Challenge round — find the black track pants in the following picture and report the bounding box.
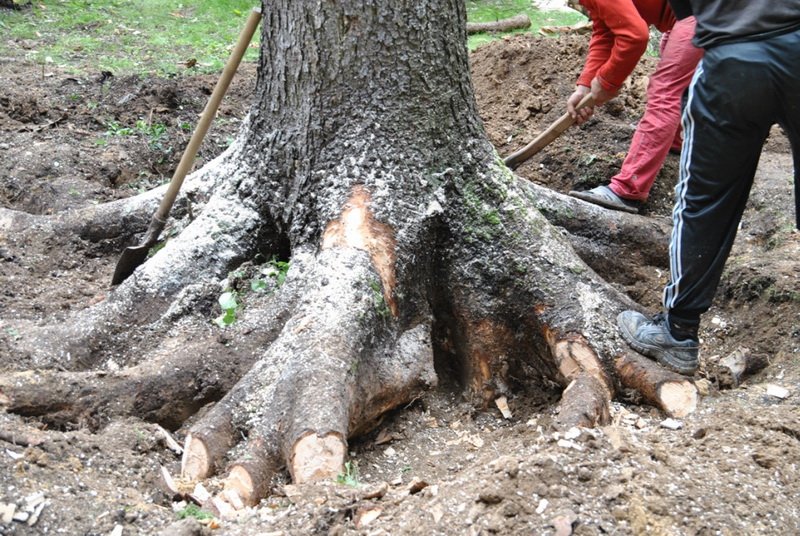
[663,26,800,326]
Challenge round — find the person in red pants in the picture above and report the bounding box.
[566,0,703,214]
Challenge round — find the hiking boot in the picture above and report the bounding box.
[568,185,639,214]
[617,311,699,375]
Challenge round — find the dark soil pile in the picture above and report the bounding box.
[470,33,677,216]
[1,32,798,536]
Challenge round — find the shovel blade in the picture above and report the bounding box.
[111,244,151,285]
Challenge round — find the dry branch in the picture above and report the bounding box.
[466,14,531,35]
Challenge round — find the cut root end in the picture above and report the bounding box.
[181,433,212,480]
[224,466,255,507]
[290,433,346,484]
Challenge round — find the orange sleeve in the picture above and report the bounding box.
[576,0,650,91]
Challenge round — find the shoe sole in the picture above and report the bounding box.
[569,190,639,214]
[617,314,698,376]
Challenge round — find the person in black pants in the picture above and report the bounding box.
[617,0,800,375]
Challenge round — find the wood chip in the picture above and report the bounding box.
[27,501,46,527]
[0,502,16,524]
[355,507,382,528]
[156,425,183,455]
[222,489,245,511]
[190,483,212,504]
[160,466,180,496]
[557,439,583,451]
[495,396,512,419]
[694,378,711,396]
[211,496,238,519]
[429,503,445,523]
[766,384,790,399]
[660,418,683,430]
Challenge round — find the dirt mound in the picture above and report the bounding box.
[0,62,256,215]
[470,34,679,216]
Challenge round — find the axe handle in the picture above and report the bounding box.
[503,93,595,170]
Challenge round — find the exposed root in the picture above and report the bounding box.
[545,332,613,429]
[182,247,436,501]
[0,138,243,246]
[615,351,698,418]
[0,334,252,429]
[555,373,612,429]
[523,181,671,272]
[5,189,266,370]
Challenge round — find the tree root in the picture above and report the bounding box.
[0,140,243,247]
[182,248,436,506]
[3,186,271,371]
[523,182,671,275]
[615,351,698,418]
[0,334,253,430]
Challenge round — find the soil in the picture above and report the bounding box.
[1,31,799,536]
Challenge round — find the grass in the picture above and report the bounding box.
[467,0,586,50]
[0,0,260,75]
[0,1,586,75]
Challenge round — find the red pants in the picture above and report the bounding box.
[609,17,703,201]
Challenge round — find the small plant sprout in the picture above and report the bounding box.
[250,278,268,292]
[251,260,287,293]
[336,461,360,487]
[105,120,133,137]
[255,258,290,290]
[176,503,214,521]
[214,290,240,328]
[5,327,21,340]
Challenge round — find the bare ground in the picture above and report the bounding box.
[1,32,799,535]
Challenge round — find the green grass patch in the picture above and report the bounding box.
[0,2,587,74]
[0,0,260,75]
[175,503,214,521]
[467,0,586,50]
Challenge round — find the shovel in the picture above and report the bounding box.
[111,8,262,285]
[503,93,594,170]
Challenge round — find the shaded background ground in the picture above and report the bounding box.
[1,22,799,536]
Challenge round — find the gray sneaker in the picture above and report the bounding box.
[617,311,699,375]
[569,185,639,214]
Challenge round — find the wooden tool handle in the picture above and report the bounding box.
[503,93,595,170]
[154,8,262,221]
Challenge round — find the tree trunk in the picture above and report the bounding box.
[0,0,697,510]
